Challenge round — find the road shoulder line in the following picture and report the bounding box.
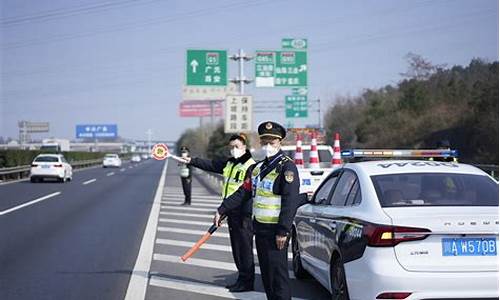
[124,160,168,300]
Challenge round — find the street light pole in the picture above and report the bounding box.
[230,49,253,95]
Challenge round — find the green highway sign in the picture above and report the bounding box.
[186,50,227,86]
[282,38,307,50]
[285,95,308,118]
[255,50,307,87]
[255,51,275,87]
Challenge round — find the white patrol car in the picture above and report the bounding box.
[281,144,339,195]
[292,149,499,300]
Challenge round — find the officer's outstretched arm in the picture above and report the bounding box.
[189,157,227,174]
[276,163,300,236]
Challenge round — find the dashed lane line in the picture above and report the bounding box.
[82,178,97,185]
[106,172,115,176]
[0,192,61,216]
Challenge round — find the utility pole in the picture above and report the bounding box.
[230,49,253,95]
[146,129,152,154]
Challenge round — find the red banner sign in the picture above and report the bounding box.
[179,101,223,117]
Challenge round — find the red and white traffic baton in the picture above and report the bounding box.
[151,143,188,163]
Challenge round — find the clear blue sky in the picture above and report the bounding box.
[1,0,498,141]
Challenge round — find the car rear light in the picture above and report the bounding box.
[376,292,412,299]
[364,223,430,247]
[31,164,38,167]
[54,164,63,168]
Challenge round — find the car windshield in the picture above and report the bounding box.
[372,173,499,207]
[35,156,59,162]
[105,154,117,158]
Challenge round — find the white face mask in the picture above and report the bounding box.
[181,152,188,158]
[230,147,245,159]
[262,144,279,158]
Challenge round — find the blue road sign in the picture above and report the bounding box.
[76,124,118,139]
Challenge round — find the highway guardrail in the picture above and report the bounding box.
[0,159,105,183]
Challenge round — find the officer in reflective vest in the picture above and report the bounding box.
[185,133,256,292]
[214,122,301,300]
[179,146,193,205]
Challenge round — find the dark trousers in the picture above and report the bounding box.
[180,177,191,204]
[227,214,255,286]
[255,232,291,300]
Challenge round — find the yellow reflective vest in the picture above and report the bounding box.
[251,161,282,224]
[222,158,255,199]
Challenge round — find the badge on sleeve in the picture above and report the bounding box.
[284,170,294,183]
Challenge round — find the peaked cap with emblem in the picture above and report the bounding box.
[258,121,286,140]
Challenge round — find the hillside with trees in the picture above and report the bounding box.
[324,55,498,164]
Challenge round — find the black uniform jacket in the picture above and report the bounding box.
[217,150,300,236]
[190,150,254,216]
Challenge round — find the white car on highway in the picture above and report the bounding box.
[131,154,141,163]
[292,149,499,300]
[30,154,73,183]
[102,153,122,168]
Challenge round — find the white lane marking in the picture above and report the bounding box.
[163,193,219,199]
[120,168,126,172]
[129,166,133,169]
[156,238,292,259]
[82,178,97,185]
[0,192,61,216]
[161,197,221,204]
[161,201,219,208]
[159,212,213,219]
[149,276,271,300]
[106,172,115,176]
[153,254,295,279]
[161,205,216,213]
[157,226,229,238]
[124,160,168,300]
[158,218,226,227]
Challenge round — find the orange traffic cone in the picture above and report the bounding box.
[294,135,304,168]
[309,131,320,169]
[331,133,342,167]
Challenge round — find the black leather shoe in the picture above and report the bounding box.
[229,283,254,293]
[180,202,191,206]
[225,282,238,289]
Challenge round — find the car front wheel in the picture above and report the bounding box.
[330,255,349,300]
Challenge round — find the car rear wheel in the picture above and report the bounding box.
[330,255,349,300]
[292,229,309,279]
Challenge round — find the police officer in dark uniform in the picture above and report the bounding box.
[179,146,193,205]
[214,121,302,300]
[184,134,256,292]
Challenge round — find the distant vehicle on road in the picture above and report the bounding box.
[102,154,122,168]
[40,138,70,152]
[141,153,149,160]
[30,154,73,183]
[131,155,141,163]
[292,149,499,300]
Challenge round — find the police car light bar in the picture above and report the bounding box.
[341,149,459,158]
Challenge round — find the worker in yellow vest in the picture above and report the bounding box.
[214,122,302,300]
[185,133,256,292]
